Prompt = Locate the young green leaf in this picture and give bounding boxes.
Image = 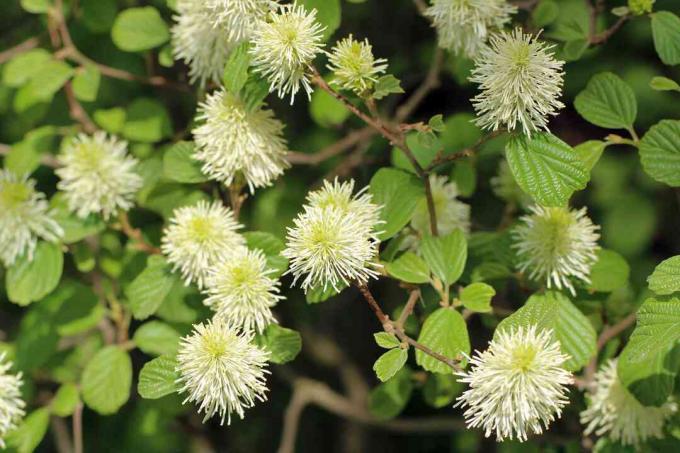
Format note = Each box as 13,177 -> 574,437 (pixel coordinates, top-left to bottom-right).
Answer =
385,252 -> 430,284
254,324 -> 302,364
459,282 -> 495,313
126,255 -> 178,320
574,72 -> 637,130
163,141 -> 209,184
50,383 -> 80,417
82,346 -> 132,414
648,256 -> 680,295
138,354 -> 181,399
111,7 -> 170,52
369,168 -> 425,240
588,249 -> 630,293
222,42 -> 251,94
420,230 -> 467,287
72,65 -> 101,102
651,11 -> 680,66
373,75 -> 404,100
6,408 -> 50,453
133,321 -> 181,356
374,332 -> 400,349
639,119 -> 680,187
368,367 -> 413,420
6,242 -> 63,306
650,76 -> 680,92
415,307 -> 469,374
373,348 -> 408,382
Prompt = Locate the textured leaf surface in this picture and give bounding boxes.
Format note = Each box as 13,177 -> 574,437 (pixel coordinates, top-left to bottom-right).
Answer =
420,230 -> 467,287
138,354 -> 180,399
126,255 -> 177,320
369,168 -> 424,240
648,256 -> 680,295
588,249 -> 630,293
496,291 -> 596,371
163,141 -> 208,184
415,308 -> 469,374
652,11 -> 680,66
618,297 -> 680,406
7,408 -> 50,453
82,346 -> 132,414
459,282 -> 495,313
133,321 -> 181,356
385,252 -> 430,284
6,242 -> 63,306
639,120 -> 680,187
373,348 -> 408,382
574,72 -> 637,129
374,332 -> 400,349
505,133 -> 588,207
254,324 -> 301,364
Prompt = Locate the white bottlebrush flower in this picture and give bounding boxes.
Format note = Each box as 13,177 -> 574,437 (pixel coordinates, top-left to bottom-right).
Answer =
512,205 -> 600,295
411,174 -> 470,236
56,132 -> 142,220
176,319 -> 270,425
470,28 -> 565,136
282,183 -> 382,292
0,353 -> 25,448
250,3 -> 326,103
580,359 -> 677,447
456,326 -> 573,442
162,201 -> 246,289
326,35 -> 388,95
0,170 -> 63,267
425,0 -> 516,58
193,89 -> 290,192
172,0 -> 276,86
204,248 -> 283,333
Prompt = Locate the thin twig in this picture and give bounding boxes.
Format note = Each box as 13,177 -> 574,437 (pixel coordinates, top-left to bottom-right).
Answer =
581,313 -> 637,388
63,81 -> 97,133
287,127 -> 376,165
116,212 -> 161,254
0,37 -> 40,64
396,289 -> 421,328
73,402 -> 83,453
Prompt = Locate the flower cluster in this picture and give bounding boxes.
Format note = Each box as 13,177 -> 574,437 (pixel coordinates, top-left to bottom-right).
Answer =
56,132 -> 142,220
250,3 -> 326,103
470,28 -> 565,136
204,248 -> 283,333
327,35 -> 388,95
193,89 -> 290,192
580,359 -> 677,446
0,170 -> 63,267
0,353 -> 25,448
172,0 -> 276,86
176,320 -> 270,425
512,205 -> 600,295
162,201 -> 245,289
456,326 -> 572,442
282,179 -> 382,292
425,0 -> 516,58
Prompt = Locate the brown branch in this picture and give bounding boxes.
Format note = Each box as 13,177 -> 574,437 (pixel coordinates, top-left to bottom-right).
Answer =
73,402 -> 83,453
116,212 -> 161,254
396,289 -> 421,329
50,416 -> 73,453
63,81 -> 97,133
0,37 -> 40,64
585,0 -> 630,45
287,127 -> 376,165
581,312 -> 637,388
356,283 -> 389,325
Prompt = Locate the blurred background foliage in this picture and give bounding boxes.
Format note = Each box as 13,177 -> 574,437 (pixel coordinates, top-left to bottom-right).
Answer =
1,0 -> 680,452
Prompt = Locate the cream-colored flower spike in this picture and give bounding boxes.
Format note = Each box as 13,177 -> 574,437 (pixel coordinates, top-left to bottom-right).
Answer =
176,319 -> 270,425
326,35 -> 388,95
193,89 -> 290,192
512,205 -> 600,295
56,132 -> 142,220
411,174 -> 470,236
425,0 -> 516,58
456,326 -> 573,442
162,201 -> 245,289
172,0 -> 276,86
470,28 -> 565,136
250,3 -> 326,103
580,359 -> 677,447
203,247 -> 284,334
0,170 -> 63,267
0,353 -> 26,448
282,179 -> 382,292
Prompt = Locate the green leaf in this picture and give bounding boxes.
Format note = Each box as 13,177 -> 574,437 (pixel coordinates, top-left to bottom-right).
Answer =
300,0 -> 340,41
420,230 -> 467,287
505,133 -> 588,207
574,140 -> 606,171
574,72 -> 637,130
93,107 -> 126,134
374,332 -> 400,349
6,242 -> 63,306
133,321 -> 181,356
20,0 -> 50,13
52,281 -> 104,336
82,346 -> 132,415
254,324 -> 301,364
122,97 -> 172,143
369,168 -> 425,240
111,7 -> 170,52
531,0 -> 559,27
650,76 -> 680,92
422,373 -> 463,409
138,354 -> 180,399
496,291 -> 597,371
163,141 -> 208,183
639,120 -> 680,187
373,75 -> 404,100
368,367 -> 413,420
618,297 -> 680,406
588,249 -> 630,293
373,348 -> 408,382
243,231 -> 288,278
50,194 -> 106,244
2,49 -> 51,87
459,282 -> 495,313
5,126 -> 57,176
126,255 -> 178,320
305,282 -> 345,304
6,408 -> 50,453
222,42 -> 251,94
385,252 -> 430,284
72,65 -> 101,102
651,11 -> 680,66
50,383 -> 80,417
310,89 -> 350,127
415,308 -> 469,374
24,60 -> 74,103
81,0 -> 118,33
648,256 -> 680,295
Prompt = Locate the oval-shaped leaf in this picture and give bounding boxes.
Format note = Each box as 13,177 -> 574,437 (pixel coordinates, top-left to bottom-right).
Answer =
459,282 -> 495,313
420,230 -> 467,287
369,168 -> 425,240
133,321 -> 181,356
111,7 -> 169,52
126,255 -> 178,320
6,241 -> 63,306
505,133 -> 588,207
652,11 -> 680,66
373,348 -> 408,382
639,119 -> 680,187
368,367 -> 413,420
385,252 -> 430,284
588,249 -> 630,293
415,308 -> 469,374
163,141 -> 208,184
138,354 -> 180,399
82,346 -> 132,415
574,72 -> 637,130
648,256 -> 680,295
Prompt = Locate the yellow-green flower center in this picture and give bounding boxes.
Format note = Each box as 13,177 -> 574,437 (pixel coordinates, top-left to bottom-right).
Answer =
0,181 -> 31,210
512,344 -> 537,372
189,217 -> 216,243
